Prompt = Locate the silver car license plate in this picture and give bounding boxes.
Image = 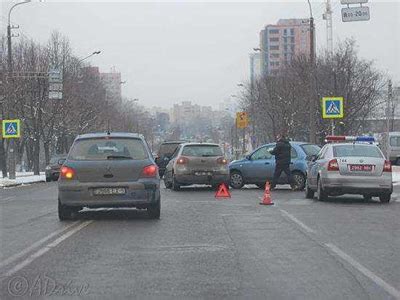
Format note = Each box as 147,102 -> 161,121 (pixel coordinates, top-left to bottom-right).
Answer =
348,164 -> 374,172
93,188 -> 126,195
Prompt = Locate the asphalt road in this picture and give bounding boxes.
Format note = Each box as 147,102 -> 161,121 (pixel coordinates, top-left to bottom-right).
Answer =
1,182 -> 400,299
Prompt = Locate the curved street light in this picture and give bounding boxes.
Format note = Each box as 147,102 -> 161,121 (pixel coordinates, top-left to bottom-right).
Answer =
78,51 -> 101,63
7,0 -> 31,72
6,0 -> 31,180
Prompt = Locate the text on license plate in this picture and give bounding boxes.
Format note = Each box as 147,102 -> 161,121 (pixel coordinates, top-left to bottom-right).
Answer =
195,171 -> 212,176
93,188 -> 126,195
348,164 -> 374,172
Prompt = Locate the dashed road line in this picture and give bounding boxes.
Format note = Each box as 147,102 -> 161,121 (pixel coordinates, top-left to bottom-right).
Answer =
280,209 -> 400,299
0,222 -> 80,269
3,221 -> 93,277
279,209 -> 315,233
325,243 -> 400,300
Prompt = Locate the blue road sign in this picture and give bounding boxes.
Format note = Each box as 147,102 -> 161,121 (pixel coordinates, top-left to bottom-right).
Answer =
2,119 -> 21,138
322,97 -> 344,119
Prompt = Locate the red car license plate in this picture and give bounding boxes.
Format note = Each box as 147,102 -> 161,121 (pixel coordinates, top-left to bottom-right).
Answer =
349,164 -> 374,172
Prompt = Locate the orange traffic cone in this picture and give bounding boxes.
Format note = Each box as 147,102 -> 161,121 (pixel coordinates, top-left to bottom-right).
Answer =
215,183 -> 231,199
260,181 -> 274,205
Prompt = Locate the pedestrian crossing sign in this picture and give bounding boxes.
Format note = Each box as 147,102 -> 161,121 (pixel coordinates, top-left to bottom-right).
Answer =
322,97 -> 344,119
2,119 -> 21,138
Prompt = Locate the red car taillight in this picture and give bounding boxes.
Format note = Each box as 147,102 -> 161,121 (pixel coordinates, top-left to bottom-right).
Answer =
327,159 -> 339,171
60,166 -> 75,180
176,156 -> 189,165
141,165 -> 158,177
383,160 -> 392,172
217,157 -> 228,165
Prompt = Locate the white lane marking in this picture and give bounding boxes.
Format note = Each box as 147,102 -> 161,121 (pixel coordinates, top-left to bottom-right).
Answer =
4,221 -> 92,277
280,209 -> 315,234
279,209 -> 400,298
0,222 -> 80,269
325,243 -> 400,300
0,196 -> 14,202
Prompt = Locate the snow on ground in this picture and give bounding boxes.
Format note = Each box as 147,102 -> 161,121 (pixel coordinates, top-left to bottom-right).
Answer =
0,172 -> 45,188
393,166 -> 400,184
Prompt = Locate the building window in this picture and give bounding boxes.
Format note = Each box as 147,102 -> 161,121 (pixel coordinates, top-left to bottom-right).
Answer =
269,29 -> 279,34
284,45 -> 288,51
270,53 -> 280,59
291,45 -> 295,52
269,37 -> 279,42
290,28 -> 295,35
270,45 -> 279,50
283,37 -> 288,43
283,29 -> 287,36
290,37 -> 295,43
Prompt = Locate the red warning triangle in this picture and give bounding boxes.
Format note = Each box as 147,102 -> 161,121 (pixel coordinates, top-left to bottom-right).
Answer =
215,183 -> 231,199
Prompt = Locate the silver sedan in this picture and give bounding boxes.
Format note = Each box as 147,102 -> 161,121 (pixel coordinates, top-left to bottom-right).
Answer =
305,143 -> 393,202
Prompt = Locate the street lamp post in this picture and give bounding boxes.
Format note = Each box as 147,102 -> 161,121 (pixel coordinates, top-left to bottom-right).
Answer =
307,0 -> 317,144
6,0 -> 31,179
78,51 -> 101,63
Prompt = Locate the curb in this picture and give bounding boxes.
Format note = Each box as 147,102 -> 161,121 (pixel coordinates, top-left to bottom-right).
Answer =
0,180 -> 46,189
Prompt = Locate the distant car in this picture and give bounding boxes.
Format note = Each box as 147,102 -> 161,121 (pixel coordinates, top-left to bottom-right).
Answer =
229,142 -> 321,190
305,136 -> 393,202
45,155 -> 66,182
376,132 -> 400,165
155,141 -> 187,177
163,143 -> 229,190
58,132 -> 160,220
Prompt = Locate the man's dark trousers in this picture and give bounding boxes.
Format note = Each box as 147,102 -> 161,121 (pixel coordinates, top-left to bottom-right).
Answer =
271,163 -> 291,188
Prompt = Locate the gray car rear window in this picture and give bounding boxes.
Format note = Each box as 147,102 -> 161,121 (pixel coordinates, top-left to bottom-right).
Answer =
182,145 -> 223,157
300,144 -> 321,156
159,143 -> 181,157
333,145 -> 383,158
69,138 -> 148,161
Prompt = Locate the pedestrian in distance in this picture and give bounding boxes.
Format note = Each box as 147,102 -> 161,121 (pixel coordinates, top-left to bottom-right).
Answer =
270,133 -> 292,190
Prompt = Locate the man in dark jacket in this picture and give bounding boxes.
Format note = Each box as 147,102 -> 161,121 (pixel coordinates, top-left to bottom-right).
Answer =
270,134 -> 291,189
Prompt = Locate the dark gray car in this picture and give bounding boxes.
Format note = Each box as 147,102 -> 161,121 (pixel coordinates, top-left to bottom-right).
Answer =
58,132 -> 160,220
45,155 -> 66,182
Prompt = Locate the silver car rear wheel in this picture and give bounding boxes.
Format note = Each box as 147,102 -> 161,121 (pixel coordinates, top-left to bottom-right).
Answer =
230,171 -> 244,189
305,180 -> 314,199
172,175 -> 181,191
379,194 -> 391,203
317,178 -> 327,201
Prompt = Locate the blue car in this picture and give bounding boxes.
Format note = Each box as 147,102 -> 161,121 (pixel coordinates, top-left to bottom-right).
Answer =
229,142 -> 321,190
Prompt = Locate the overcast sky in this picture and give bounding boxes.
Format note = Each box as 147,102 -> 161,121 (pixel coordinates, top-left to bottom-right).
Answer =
1,0 -> 399,109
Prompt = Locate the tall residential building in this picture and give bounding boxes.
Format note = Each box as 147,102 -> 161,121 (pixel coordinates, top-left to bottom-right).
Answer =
171,101 -> 201,124
260,19 -> 311,76
100,69 -> 122,103
249,52 -> 261,87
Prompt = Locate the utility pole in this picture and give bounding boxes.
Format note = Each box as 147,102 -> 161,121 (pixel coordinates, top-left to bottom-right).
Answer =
7,21 -> 16,180
323,0 -> 333,56
242,127 -> 246,156
308,0 -> 317,144
386,80 -> 393,159
5,0 -> 31,179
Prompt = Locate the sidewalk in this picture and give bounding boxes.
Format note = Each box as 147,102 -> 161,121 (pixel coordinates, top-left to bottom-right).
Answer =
393,166 -> 400,185
0,172 -> 46,188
